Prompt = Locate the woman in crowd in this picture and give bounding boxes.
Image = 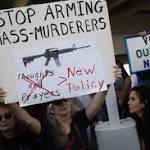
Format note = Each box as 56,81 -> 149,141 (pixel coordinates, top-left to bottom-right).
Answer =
0,88 -> 43,150
0,66 -> 122,150
128,85 -> 150,150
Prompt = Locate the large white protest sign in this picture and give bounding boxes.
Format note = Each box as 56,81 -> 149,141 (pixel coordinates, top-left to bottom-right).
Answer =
125,33 -> 150,74
0,0 -> 115,106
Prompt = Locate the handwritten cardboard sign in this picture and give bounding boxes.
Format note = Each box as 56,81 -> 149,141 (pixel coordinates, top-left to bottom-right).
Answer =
0,0 -> 115,106
125,33 -> 150,74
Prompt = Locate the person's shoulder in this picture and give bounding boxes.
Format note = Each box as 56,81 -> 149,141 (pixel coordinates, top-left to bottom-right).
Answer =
73,109 -> 90,128
73,109 -> 86,118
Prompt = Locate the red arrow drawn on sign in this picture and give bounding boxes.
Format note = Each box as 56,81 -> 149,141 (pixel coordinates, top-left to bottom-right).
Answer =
57,76 -> 67,86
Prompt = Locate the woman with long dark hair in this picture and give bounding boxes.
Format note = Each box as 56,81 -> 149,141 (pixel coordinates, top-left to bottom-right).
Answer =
128,85 -> 150,150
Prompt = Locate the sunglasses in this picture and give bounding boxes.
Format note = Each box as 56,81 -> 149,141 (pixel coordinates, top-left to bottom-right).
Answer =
0,113 -> 12,121
52,99 -> 68,106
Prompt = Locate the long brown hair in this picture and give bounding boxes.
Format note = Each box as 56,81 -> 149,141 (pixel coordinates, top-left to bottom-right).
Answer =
47,113 -> 68,145
130,86 -> 150,104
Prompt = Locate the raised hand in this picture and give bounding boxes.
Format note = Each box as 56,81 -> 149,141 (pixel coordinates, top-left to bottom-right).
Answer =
139,30 -> 147,37
113,65 -> 122,80
0,87 -> 6,101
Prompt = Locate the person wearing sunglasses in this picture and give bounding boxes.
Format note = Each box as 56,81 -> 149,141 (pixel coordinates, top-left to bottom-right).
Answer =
0,90 -> 43,150
0,104 -> 15,134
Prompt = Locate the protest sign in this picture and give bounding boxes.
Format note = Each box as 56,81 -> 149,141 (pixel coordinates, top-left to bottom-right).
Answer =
0,0 -> 115,106
125,33 -> 150,74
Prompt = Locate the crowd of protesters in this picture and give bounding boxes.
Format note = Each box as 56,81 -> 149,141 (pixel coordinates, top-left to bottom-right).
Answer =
0,66 -> 121,150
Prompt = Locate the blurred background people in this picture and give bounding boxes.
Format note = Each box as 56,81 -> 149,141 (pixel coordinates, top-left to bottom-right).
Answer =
115,59 -> 131,118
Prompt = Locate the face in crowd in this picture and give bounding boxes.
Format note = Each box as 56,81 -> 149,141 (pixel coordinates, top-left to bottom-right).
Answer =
50,99 -> 71,117
128,90 -> 145,115
0,105 -> 16,132
128,86 -> 150,116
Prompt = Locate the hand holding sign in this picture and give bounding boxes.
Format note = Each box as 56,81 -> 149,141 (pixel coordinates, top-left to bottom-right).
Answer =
0,87 -> 6,100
